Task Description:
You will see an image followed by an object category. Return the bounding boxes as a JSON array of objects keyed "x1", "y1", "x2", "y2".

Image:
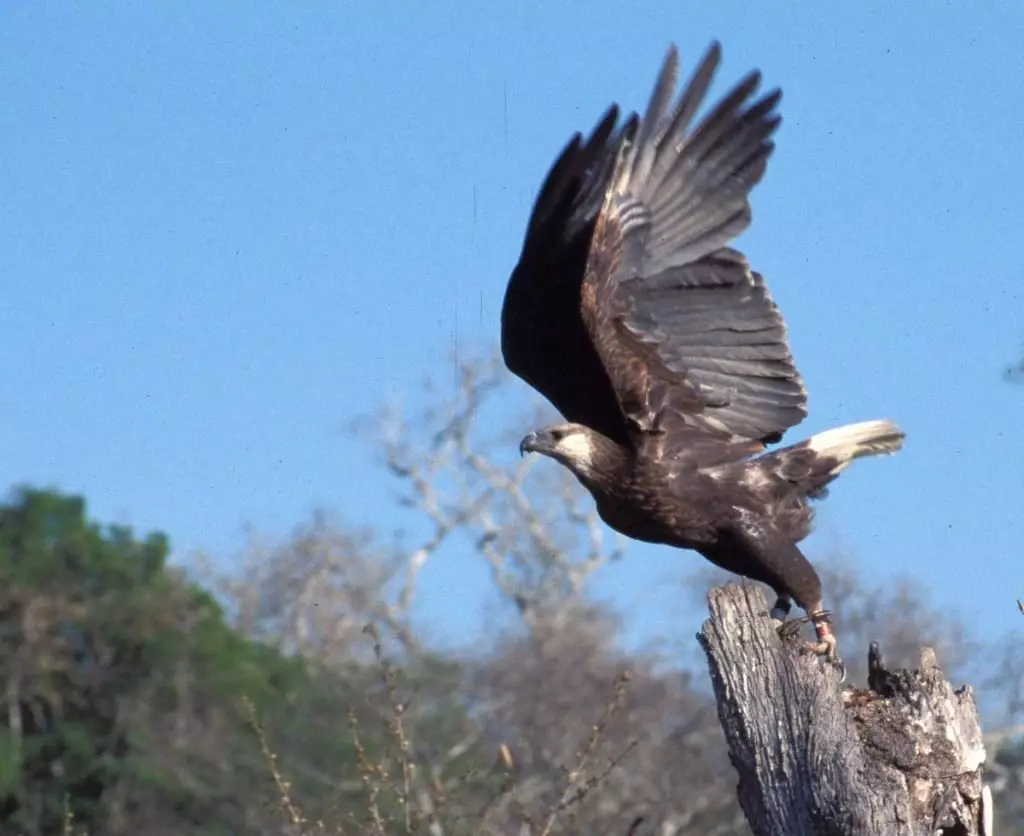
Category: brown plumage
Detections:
[{"x1": 501, "y1": 42, "x2": 905, "y2": 671}]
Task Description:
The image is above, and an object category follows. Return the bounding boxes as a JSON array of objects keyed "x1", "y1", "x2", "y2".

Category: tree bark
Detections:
[{"x1": 697, "y1": 584, "x2": 994, "y2": 836}]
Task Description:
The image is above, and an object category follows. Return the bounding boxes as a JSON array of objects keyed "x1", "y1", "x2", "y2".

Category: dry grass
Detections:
[
  {"x1": 245, "y1": 695, "x2": 311, "y2": 832},
  {"x1": 62, "y1": 796, "x2": 86, "y2": 836},
  {"x1": 244, "y1": 626, "x2": 640, "y2": 836},
  {"x1": 536, "y1": 670, "x2": 636, "y2": 836}
]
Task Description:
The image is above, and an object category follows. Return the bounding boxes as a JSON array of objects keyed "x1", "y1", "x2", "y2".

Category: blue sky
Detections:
[{"x1": 3, "y1": 2, "x2": 1023, "y2": 658}]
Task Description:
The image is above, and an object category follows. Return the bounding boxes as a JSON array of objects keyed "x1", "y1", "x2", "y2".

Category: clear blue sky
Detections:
[{"x1": 3, "y1": 3, "x2": 1023, "y2": 656}]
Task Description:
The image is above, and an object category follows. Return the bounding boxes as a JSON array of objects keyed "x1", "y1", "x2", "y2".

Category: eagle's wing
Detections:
[
  {"x1": 501, "y1": 105, "x2": 641, "y2": 447},
  {"x1": 581, "y1": 43, "x2": 807, "y2": 447}
]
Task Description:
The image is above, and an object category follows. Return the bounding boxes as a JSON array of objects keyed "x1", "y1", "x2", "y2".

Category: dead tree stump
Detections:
[{"x1": 697, "y1": 584, "x2": 993, "y2": 836}]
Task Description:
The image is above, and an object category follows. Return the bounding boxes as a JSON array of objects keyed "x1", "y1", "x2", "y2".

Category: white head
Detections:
[{"x1": 519, "y1": 423, "x2": 600, "y2": 472}]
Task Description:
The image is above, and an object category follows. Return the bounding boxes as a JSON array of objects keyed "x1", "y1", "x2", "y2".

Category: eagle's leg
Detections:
[
  {"x1": 726, "y1": 534, "x2": 845, "y2": 678},
  {"x1": 773, "y1": 605, "x2": 846, "y2": 681},
  {"x1": 804, "y1": 610, "x2": 837, "y2": 658},
  {"x1": 804, "y1": 609, "x2": 845, "y2": 681}
]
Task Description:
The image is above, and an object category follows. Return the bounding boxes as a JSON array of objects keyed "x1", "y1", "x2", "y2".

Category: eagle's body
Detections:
[
  {"x1": 501, "y1": 42, "x2": 905, "y2": 668},
  {"x1": 521, "y1": 419, "x2": 900, "y2": 602}
]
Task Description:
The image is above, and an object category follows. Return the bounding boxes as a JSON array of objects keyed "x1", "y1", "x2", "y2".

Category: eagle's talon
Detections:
[
  {"x1": 823, "y1": 653, "x2": 847, "y2": 683},
  {"x1": 776, "y1": 609, "x2": 830, "y2": 641},
  {"x1": 802, "y1": 627, "x2": 844, "y2": 680},
  {"x1": 803, "y1": 642, "x2": 844, "y2": 674},
  {"x1": 777, "y1": 620, "x2": 803, "y2": 640}
]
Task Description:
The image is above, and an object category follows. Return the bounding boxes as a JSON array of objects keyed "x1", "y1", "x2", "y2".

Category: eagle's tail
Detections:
[
  {"x1": 804, "y1": 419, "x2": 905, "y2": 476},
  {"x1": 756, "y1": 419, "x2": 905, "y2": 499}
]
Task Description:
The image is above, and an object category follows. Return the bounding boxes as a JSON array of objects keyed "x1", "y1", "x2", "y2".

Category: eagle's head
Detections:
[{"x1": 519, "y1": 423, "x2": 601, "y2": 473}]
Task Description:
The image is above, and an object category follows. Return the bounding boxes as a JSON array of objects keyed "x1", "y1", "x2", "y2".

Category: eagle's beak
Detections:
[{"x1": 519, "y1": 431, "x2": 540, "y2": 457}]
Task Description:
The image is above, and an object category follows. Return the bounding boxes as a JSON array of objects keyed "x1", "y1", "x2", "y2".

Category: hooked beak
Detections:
[{"x1": 519, "y1": 431, "x2": 540, "y2": 457}]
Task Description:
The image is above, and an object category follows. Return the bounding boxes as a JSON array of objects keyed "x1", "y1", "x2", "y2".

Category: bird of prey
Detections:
[{"x1": 500, "y1": 42, "x2": 904, "y2": 671}]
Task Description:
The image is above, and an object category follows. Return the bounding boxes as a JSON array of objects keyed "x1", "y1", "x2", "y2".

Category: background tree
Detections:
[
  {"x1": 0, "y1": 487, "x2": 494, "y2": 835},
  {"x1": 4, "y1": 349, "x2": 1022, "y2": 834}
]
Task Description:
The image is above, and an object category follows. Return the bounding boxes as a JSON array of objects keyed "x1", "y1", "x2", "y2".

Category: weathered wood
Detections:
[{"x1": 697, "y1": 584, "x2": 992, "y2": 836}]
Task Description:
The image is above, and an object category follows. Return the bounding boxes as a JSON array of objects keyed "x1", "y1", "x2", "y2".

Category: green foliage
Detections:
[
  {"x1": 0, "y1": 488, "x2": 317, "y2": 832},
  {"x1": 0, "y1": 485, "x2": 495, "y2": 835},
  {"x1": 0, "y1": 487, "x2": 167, "y2": 591}
]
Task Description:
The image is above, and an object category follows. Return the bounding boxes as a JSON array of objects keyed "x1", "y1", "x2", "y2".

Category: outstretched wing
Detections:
[
  {"x1": 501, "y1": 104, "x2": 639, "y2": 447},
  {"x1": 582, "y1": 43, "x2": 807, "y2": 449}
]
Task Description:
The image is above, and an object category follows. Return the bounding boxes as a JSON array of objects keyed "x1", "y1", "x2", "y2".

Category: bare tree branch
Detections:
[{"x1": 361, "y1": 351, "x2": 624, "y2": 629}]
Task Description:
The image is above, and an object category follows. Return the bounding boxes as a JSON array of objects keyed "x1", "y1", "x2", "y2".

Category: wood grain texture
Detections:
[{"x1": 697, "y1": 584, "x2": 992, "y2": 836}]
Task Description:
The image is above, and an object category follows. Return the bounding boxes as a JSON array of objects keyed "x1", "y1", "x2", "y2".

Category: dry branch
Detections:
[{"x1": 698, "y1": 584, "x2": 993, "y2": 836}]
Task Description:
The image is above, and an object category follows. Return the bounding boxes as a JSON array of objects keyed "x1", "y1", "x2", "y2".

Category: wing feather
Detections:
[
  {"x1": 582, "y1": 45, "x2": 807, "y2": 446},
  {"x1": 501, "y1": 105, "x2": 641, "y2": 446},
  {"x1": 502, "y1": 42, "x2": 806, "y2": 453}
]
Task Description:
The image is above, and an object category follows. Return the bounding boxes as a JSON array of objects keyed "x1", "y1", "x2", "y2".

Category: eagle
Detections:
[{"x1": 500, "y1": 42, "x2": 904, "y2": 672}]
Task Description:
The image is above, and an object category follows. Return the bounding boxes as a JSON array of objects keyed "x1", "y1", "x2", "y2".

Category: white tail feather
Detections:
[{"x1": 806, "y1": 419, "x2": 905, "y2": 475}]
